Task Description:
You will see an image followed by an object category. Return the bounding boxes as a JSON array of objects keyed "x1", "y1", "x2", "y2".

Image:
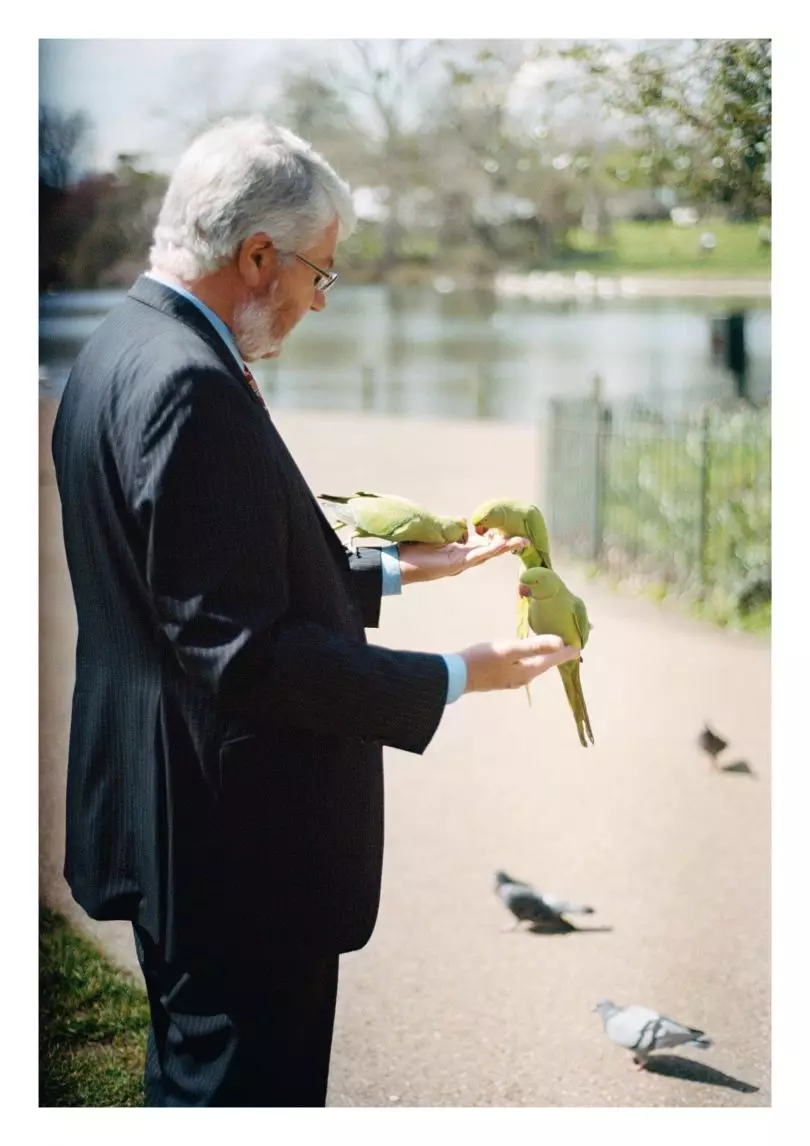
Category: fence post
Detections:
[
  {"x1": 475, "y1": 366, "x2": 487, "y2": 420},
  {"x1": 589, "y1": 375, "x2": 606, "y2": 563},
  {"x1": 592, "y1": 400, "x2": 608, "y2": 563},
  {"x1": 698, "y1": 405, "x2": 712, "y2": 592},
  {"x1": 546, "y1": 399, "x2": 563, "y2": 542},
  {"x1": 361, "y1": 365, "x2": 374, "y2": 411}
]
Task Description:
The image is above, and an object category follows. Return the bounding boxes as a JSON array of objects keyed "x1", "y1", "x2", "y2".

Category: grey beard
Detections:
[{"x1": 233, "y1": 288, "x2": 283, "y2": 361}]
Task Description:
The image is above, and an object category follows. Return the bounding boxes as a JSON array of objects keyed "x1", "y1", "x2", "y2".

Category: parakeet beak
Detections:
[
  {"x1": 518, "y1": 583, "x2": 532, "y2": 597},
  {"x1": 474, "y1": 524, "x2": 487, "y2": 536}
]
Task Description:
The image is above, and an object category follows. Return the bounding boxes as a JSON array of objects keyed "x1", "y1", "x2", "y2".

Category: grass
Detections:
[
  {"x1": 39, "y1": 904, "x2": 148, "y2": 1107},
  {"x1": 338, "y1": 219, "x2": 771, "y2": 282},
  {"x1": 560, "y1": 220, "x2": 771, "y2": 277},
  {"x1": 585, "y1": 562, "x2": 771, "y2": 634},
  {"x1": 597, "y1": 404, "x2": 771, "y2": 633}
]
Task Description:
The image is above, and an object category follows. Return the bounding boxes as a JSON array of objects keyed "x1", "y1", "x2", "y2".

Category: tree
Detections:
[
  {"x1": 299, "y1": 39, "x2": 451, "y2": 269},
  {"x1": 271, "y1": 69, "x2": 370, "y2": 189},
  {"x1": 39, "y1": 104, "x2": 93, "y2": 290},
  {"x1": 39, "y1": 104, "x2": 91, "y2": 189},
  {"x1": 148, "y1": 42, "x2": 274, "y2": 159},
  {"x1": 63, "y1": 158, "x2": 169, "y2": 287},
  {"x1": 565, "y1": 39, "x2": 771, "y2": 217},
  {"x1": 424, "y1": 43, "x2": 592, "y2": 264},
  {"x1": 339, "y1": 40, "x2": 444, "y2": 267}
]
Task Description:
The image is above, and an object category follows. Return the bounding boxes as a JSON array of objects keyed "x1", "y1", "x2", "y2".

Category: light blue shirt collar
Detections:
[{"x1": 145, "y1": 270, "x2": 246, "y2": 376}]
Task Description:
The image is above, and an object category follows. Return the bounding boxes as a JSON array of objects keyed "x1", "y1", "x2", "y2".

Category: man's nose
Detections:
[{"x1": 310, "y1": 290, "x2": 327, "y2": 313}]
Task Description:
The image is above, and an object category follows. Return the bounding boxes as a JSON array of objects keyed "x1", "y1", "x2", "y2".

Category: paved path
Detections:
[{"x1": 39, "y1": 401, "x2": 770, "y2": 1107}]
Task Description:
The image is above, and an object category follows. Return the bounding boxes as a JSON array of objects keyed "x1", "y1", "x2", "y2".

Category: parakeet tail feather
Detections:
[{"x1": 561, "y1": 661, "x2": 594, "y2": 747}]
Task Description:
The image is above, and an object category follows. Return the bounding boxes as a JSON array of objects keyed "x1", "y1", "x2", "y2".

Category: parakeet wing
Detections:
[
  {"x1": 572, "y1": 595, "x2": 591, "y2": 649},
  {"x1": 525, "y1": 505, "x2": 551, "y2": 555},
  {"x1": 353, "y1": 490, "x2": 395, "y2": 500},
  {"x1": 318, "y1": 499, "x2": 357, "y2": 529},
  {"x1": 351, "y1": 498, "x2": 423, "y2": 537}
]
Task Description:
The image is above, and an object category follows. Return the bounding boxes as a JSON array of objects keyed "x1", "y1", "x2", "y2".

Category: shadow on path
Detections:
[
  {"x1": 719, "y1": 759, "x2": 757, "y2": 777},
  {"x1": 644, "y1": 1054, "x2": 759, "y2": 1093},
  {"x1": 525, "y1": 921, "x2": 615, "y2": 936}
]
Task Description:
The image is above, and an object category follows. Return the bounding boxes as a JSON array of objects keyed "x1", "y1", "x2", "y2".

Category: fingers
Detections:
[
  {"x1": 499, "y1": 633, "x2": 567, "y2": 657},
  {"x1": 458, "y1": 636, "x2": 579, "y2": 693},
  {"x1": 519, "y1": 645, "x2": 580, "y2": 674},
  {"x1": 466, "y1": 534, "x2": 529, "y2": 563},
  {"x1": 511, "y1": 635, "x2": 579, "y2": 681},
  {"x1": 491, "y1": 534, "x2": 529, "y2": 553}
]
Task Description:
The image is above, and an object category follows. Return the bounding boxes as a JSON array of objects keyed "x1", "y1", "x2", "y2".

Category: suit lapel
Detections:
[
  {"x1": 260, "y1": 418, "x2": 352, "y2": 565},
  {"x1": 128, "y1": 276, "x2": 353, "y2": 566},
  {"x1": 313, "y1": 496, "x2": 357, "y2": 565}
]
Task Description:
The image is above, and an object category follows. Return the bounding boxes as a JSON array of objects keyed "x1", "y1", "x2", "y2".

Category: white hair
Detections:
[{"x1": 149, "y1": 117, "x2": 356, "y2": 280}]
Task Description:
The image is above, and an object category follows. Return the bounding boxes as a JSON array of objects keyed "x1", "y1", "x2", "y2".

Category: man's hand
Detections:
[
  {"x1": 398, "y1": 531, "x2": 528, "y2": 585},
  {"x1": 458, "y1": 634, "x2": 579, "y2": 694}
]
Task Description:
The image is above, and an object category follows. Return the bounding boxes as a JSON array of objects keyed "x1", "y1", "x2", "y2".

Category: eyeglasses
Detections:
[
  {"x1": 294, "y1": 253, "x2": 338, "y2": 294},
  {"x1": 250, "y1": 242, "x2": 338, "y2": 295}
]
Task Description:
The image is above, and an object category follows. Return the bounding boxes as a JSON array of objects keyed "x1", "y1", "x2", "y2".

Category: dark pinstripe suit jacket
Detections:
[{"x1": 51, "y1": 275, "x2": 448, "y2": 965}]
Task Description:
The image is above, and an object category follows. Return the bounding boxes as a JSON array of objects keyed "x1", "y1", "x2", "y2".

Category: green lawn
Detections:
[
  {"x1": 562, "y1": 220, "x2": 771, "y2": 277},
  {"x1": 339, "y1": 219, "x2": 771, "y2": 280},
  {"x1": 39, "y1": 904, "x2": 148, "y2": 1107}
]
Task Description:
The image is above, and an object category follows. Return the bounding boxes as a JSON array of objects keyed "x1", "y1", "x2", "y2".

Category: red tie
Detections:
[{"x1": 243, "y1": 365, "x2": 269, "y2": 415}]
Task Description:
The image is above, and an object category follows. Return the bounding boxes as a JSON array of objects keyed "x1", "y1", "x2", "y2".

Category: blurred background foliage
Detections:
[{"x1": 39, "y1": 38, "x2": 771, "y2": 292}]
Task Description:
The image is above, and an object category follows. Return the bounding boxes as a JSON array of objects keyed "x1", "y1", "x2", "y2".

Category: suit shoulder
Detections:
[
  {"x1": 64, "y1": 297, "x2": 244, "y2": 420},
  {"x1": 106, "y1": 297, "x2": 236, "y2": 379}
]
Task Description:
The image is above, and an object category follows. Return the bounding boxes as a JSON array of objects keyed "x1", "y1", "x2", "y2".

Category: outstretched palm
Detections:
[{"x1": 398, "y1": 532, "x2": 528, "y2": 584}]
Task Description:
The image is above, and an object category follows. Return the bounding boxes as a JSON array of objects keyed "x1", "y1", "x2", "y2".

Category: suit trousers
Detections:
[{"x1": 133, "y1": 925, "x2": 340, "y2": 1106}]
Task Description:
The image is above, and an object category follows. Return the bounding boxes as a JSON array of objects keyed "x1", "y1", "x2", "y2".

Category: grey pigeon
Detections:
[
  {"x1": 594, "y1": 999, "x2": 713, "y2": 1070},
  {"x1": 494, "y1": 871, "x2": 594, "y2": 930},
  {"x1": 697, "y1": 722, "x2": 728, "y2": 766}
]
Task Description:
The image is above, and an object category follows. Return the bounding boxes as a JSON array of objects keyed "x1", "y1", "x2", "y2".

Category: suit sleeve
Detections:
[{"x1": 134, "y1": 369, "x2": 447, "y2": 754}]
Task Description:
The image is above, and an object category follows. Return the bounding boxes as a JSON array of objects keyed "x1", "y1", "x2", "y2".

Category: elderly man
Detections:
[{"x1": 51, "y1": 117, "x2": 576, "y2": 1107}]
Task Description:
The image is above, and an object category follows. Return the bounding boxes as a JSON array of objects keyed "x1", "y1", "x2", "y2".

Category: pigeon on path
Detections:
[
  {"x1": 494, "y1": 871, "x2": 594, "y2": 930},
  {"x1": 594, "y1": 999, "x2": 713, "y2": 1070},
  {"x1": 697, "y1": 723, "x2": 728, "y2": 767}
]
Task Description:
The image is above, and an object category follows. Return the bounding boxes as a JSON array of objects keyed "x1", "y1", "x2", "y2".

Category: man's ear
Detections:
[{"x1": 237, "y1": 233, "x2": 278, "y2": 287}]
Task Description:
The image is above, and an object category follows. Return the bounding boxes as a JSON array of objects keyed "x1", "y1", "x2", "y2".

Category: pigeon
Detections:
[
  {"x1": 697, "y1": 723, "x2": 728, "y2": 766},
  {"x1": 494, "y1": 871, "x2": 594, "y2": 930},
  {"x1": 594, "y1": 999, "x2": 713, "y2": 1070}
]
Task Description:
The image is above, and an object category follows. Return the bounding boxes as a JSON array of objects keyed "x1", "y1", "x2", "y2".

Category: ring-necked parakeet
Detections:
[
  {"x1": 518, "y1": 567, "x2": 594, "y2": 747},
  {"x1": 318, "y1": 491, "x2": 468, "y2": 544},
  {"x1": 469, "y1": 497, "x2": 552, "y2": 569}
]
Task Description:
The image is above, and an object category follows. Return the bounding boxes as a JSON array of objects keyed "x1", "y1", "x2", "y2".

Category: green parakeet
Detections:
[
  {"x1": 318, "y1": 491, "x2": 469, "y2": 544},
  {"x1": 469, "y1": 497, "x2": 553, "y2": 569},
  {"x1": 518, "y1": 567, "x2": 594, "y2": 747}
]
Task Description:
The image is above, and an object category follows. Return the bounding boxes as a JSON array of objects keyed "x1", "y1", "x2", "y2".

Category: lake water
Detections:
[{"x1": 39, "y1": 284, "x2": 771, "y2": 419}]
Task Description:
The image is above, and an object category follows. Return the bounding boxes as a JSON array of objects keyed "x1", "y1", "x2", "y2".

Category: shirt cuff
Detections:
[
  {"x1": 380, "y1": 545, "x2": 402, "y2": 597},
  {"x1": 441, "y1": 653, "x2": 468, "y2": 705}
]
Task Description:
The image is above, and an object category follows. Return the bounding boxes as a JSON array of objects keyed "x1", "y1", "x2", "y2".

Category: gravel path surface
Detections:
[{"x1": 39, "y1": 401, "x2": 770, "y2": 1107}]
